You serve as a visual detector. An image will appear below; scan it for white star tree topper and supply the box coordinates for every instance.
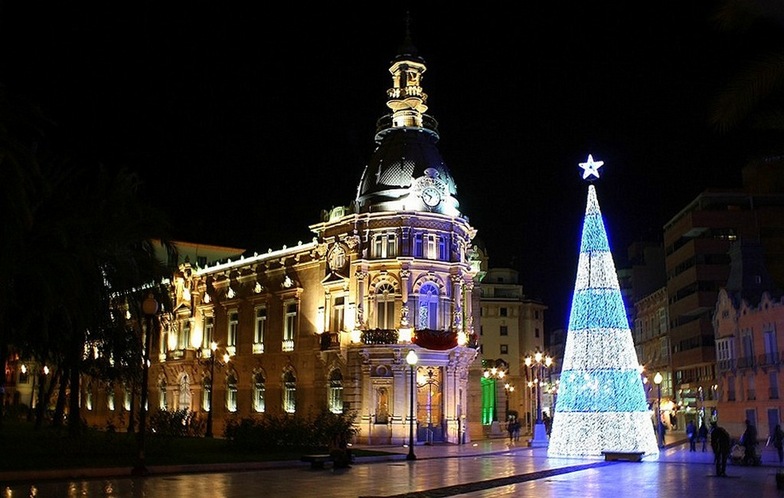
[579,154,604,180]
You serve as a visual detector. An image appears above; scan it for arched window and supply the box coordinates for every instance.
[253,372,266,413]
[178,374,191,411]
[328,369,343,414]
[283,371,296,414]
[375,387,389,424]
[375,282,396,329]
[202,375,211,412]
[226,372,238,412]
[417,282,440,330]
[107,383,115,411]
[158,378,168,410]
[85,382,93,411]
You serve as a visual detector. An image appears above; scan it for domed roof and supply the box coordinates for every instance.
[354,36,460,217]
[356,126,458,211]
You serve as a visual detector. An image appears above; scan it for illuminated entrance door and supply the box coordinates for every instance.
[416,366,443,443]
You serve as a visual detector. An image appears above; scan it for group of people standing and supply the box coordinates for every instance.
[686,420,710,452]
[708,419,784,476]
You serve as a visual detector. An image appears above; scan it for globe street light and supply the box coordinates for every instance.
[406,349,418,461]
[133,292,158,476]
[654,372,664,448]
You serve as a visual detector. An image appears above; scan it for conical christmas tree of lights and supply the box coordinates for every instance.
[547,155,659,458]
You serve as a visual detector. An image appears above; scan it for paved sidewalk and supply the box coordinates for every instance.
[3,433,784,497]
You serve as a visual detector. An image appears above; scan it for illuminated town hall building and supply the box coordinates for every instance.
[125,37,484,444]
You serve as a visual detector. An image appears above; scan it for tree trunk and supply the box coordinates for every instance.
[0,341,7,428]
[52,369,68,428]
[127,386,136,433]
[68,363,82,436]
[34,371,46,429]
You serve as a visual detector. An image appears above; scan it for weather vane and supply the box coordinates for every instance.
[579,154,603,181]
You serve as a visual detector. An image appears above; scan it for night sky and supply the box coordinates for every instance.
[1,2,778,332]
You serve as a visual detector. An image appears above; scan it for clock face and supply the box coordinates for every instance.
[421,186,441,207]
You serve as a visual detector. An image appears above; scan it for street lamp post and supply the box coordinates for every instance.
[654,372,663,448]
[406,349,418,461]
[133,293,158,476]
[525,351,552,448]
[504,383,514,421]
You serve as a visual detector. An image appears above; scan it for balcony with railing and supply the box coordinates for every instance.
[361,328,400,345]
[758,351,781,367]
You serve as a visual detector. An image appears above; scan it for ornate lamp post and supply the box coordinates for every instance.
[133,293,158,476]
[525,350,552,448]
[654,372,663,448]
[406,349,418,461]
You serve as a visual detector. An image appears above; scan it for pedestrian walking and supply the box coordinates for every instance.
[772,424,784,465]
[507,417,519,443]
[710,421,731,477]
[741,419,758,466]
[686,420,697,452]
[698,422,709,452]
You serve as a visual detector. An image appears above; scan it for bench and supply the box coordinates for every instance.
[301,454,332,469]
[601,451,644,462]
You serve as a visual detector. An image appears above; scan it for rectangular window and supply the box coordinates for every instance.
[284,380,296,413]
[500,344,508,354]
[387,234,397,258]
[764,327,777,364]
[372,233,397,258]
[728,376,736,401]
[332,296,345,332]
[253,375,265,413]
[329,378,343,414]
[500,325,508,336]
[425,234,438,260]
[227,378,238,412]
[658,308,667,334]
[203,316,214,349]
[228,311,239,347]
[500,307,508,317]
[413,234,423,258]
[438,236,447,260]
[535,328,540,338]
[283,303,297,352]
[770,371,779,399]
[254,307,266,354]
[377,298,395,329]
[179,320,191,350]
